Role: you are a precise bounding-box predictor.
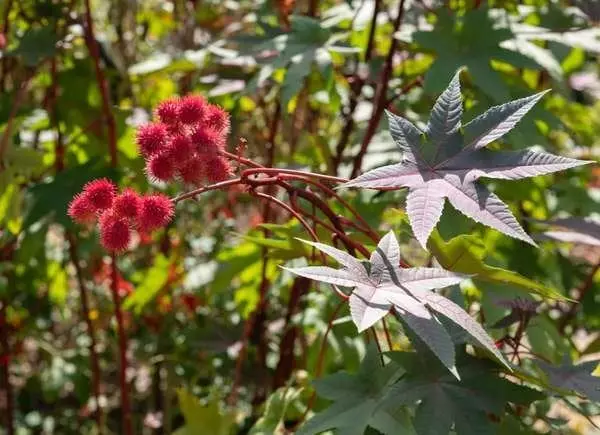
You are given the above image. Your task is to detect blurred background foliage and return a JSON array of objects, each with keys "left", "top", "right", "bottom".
[{"left": 0, "top": 0, "right": 599, "bottom": 434}]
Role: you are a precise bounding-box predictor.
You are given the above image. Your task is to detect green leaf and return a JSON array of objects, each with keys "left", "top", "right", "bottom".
[
  {"left": 298, "top": 344, "right": 406, "bottom": 435},
  {"left": 123, "top": 255, "right": 170, "bottom": 314},
  {"left": 384, "top": 352, "right": 544, "bottom": 435},
  {"left": 249, "top": 385, "right": 303, "bottom": 434},
  {"left": 47, "top": 262, "right": 68, "bottom": 307},
  {"left": 174, "top": 389, "right": 233, "bottom": 435},
  {"left": 427, "top": 231, "right": 566, "bottom": 300},
  {"left": 10, "top": 26, "right": 59, "bottom": 66},
  {"left": 537, "top": 359, "right": 600, "bottom": 401}
]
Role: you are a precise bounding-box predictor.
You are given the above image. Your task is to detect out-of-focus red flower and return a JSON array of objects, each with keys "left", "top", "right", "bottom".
[
  {"left": 99, "top": 212, "right": 131, "bottom": 252},
  {"left": 113, "top": 188, "right": 141, "bottom": 220},
  {"left": 147, "top": 152, "right": 176, "bottom": 182},
  {"left": 137, "top": 194, "right": 174, "bottom": 231},
  {"left": 155, "top": 98, "right": 180, "bottom": 125},
  {"left": 68, "top": 193, "right": 97, "bottom": 223}
]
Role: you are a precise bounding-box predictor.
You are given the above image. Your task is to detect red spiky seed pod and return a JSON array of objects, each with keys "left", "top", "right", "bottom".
[
  {"left": 167, "top": 135, "right": 195, "bottom": 165},
  {"left": 68, "top": 193, "right": 96, "bottom": 224},
  {"left": 147, "top": 152, "right": 176, "bottom": 182},
  {"left": 137, "top": 194, "right": 174, "bottom": 231},
  {"left": 178, "top": 95, "right": 206, "bottom": 125},
  {"left": 99, "top": 212, "right": 131, "bottom": 253},
  {"left": 205, "top": 104, "right": 230, "bottom": 133},
  {"left": 178, "top": 158, "right": 205, "bottom": 185},
  {"left": 136, "top": 123, "right": 168, "bottom": 157},
  {"left": 204, "top": 156, "right": 231, "bottom": 183},
  {"left": 190, "top": 127, "right": 225, "bottom": 154},
  {"left": 82, "top": 178, "right": 116, "bottom": 211},
  {"left": 112, "top": 188, "right": 141, "bottom": 220},
  {"left": 155, "top": 97, "right": 180, "bottom": 125}
]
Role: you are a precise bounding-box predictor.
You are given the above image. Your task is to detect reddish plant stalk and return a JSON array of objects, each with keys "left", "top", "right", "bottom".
[
  {"left": 0, "top": 302, "right": 14, "bottom": 435},
  {"left": 82, "top": 0, "right": 117, "bottom": 167},
  {"left": 559, "top": 260, "right": 600, "bottom": 333},
  {"left": 110, "top": 255, "right": 132, "bottom": 435},
  {"left": 350, "top": 0, "right": 407, "bottom": 178},
  {"left": 68, "top": 236, "right": 103, "bottom": 432},
  {"left": 0, "top": 72, "right": 34, "bottom": 168}
]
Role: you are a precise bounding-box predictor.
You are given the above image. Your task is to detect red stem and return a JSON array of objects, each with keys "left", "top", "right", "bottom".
[
  {"left": 350, "top": 0, "right": 407, "bottom": 178},
  {"left": 68, "top": 236, "right": 103, "bottom": 433},
  {"left": 110, "top": 256, "right": 132, "bottom": 435},
  {"left": 83, "top": 0, "right": 117, "bottom": 167},
  {"left": 559, "top": 260, "right": 600, "bottom": 333},
  {"left": 0, "top": 302, "right": 14, "bottom": 435}
]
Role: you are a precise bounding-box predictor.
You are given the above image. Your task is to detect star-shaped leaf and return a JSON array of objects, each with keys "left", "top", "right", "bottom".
[
  {"left": 297, "top": 344, "right": 410, "bottom": 435},
  {"left": 284, "top": 231, "right": 509, "bottom": 376},
  {"left": 537, "top": 359, "right": 600, "bottom": 402},
  {"left": 383, "top": 352, "right": 545, "bottom": 435},
  {"left": 533, "top": 216, "right": 600, "bottom": 247},
  {"left": 340, "top": 72, "right": 590, "bottom": 248}
]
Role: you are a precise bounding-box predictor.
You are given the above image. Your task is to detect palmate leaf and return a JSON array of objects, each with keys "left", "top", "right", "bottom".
[
  {"left": 537, "top": 359, "right": 600, "bottom": 402},
  {"left": 341, "top": 72, "right": 591, "bottom": 248},
  {"left": 284, "top": 231, "right": 509, "bottom": 376},
  {"left": 533, "top": 216, "right": 600, "bottom": 247},
  {"left": 383, "top": 352, "right": 544, "bottom": 435}
]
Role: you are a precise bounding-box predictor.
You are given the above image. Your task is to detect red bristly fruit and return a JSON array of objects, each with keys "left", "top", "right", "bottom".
[
  {"left": 178, "top": 95, "right": 206, "bottom": 125},
  {"left": 137, "top": 194, "right": 174, "bottom": 231},
  {"left": 167, "top": 135, "right": 195, "bottom": 165},
  {"left": 147, "top": 152, "right": 176, "bottom": 182},
  {"left": 68, "top": 194, "right": 96, "bottom": 224},
  {"left": 112, "top": 189, "right": 142, "bottom": 220},
  {"left": 204, "top": 156, "right": 231, "bottom": 183},
  {"left": 99, "top": 212, "right": 131, "bottom": 252},
  {"left": 205, "top": 104, "right": 230, "bottom": 133},
  {"left": 155, "top": 97, "right": 180, "bottom": 125},
  {"left": 178, "top": 158, "right": 205, "bottom": 185},
  {"left": 136, "top": 123, "right": 168, "bottom": 157},
  {"left": 82, "top": 178, "right": 116, "bottom": 211},
  {"left": 190, "top": 127, "right": 225, "bottom": 154}
]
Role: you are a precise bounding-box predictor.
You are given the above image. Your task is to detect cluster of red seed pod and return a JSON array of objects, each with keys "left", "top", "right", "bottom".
[
  {"left": 68, "top": 178, "right": 174, "bottom": 252},
  {"left": 136, "top": 95, "right": 232, "bottom": 185}
]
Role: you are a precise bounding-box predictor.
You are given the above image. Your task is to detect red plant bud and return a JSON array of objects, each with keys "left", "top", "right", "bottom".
[
  {"left": 167, "top": 135, "right": 195, "bottom": 165},
  {"left": 112, "top": 188, "right": 142, "bottom": 220},
  {"left": 178, "top": 157, "right": 205, "bottom": 185},
  {"left": 190, "top": 127, "right": 225, "bottom": 154},
  {"left": 147, "top": 152, "right": 176, "bottom": 182},
  {"left": 137, "top": 194, "right": 174, "bottom": 231},
  {"left": 178, "top": 95, "right": 207, "bottom": 125},
  {"left": 205, "top": 156, "right": 231, "bottom": 183},
  {"left": 68, "top": 193, "right": 96, "bottom": 224},
  {"left": 155, "top": 97, "right": 180, "bottom": 125},
  {"left": 82, "top": 178, "right": 116, "bottom": 211},
  {"left": 205, "top": 104, "right": 230, "bottom": 133},
  {"left": 99, "top": 212, "right": 131, "bottom": 252},
  {"left": 136, "top": 123, "right": 168, "bottom": 157}
]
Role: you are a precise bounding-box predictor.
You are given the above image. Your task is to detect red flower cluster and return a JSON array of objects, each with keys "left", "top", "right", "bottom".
[
  {"left": 136, "top": 95, "right": 232, "bottom": 186},
  {"left": 68, "top": 179, "right": 174, "bottom": 252}
]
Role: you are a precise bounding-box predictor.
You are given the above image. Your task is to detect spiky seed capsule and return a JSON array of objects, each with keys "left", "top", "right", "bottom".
[
  {"left": 178, "top": 158, "right": 204, "bottom": 185},
  {"left": 190, "top": 127, "right": 225, "bottom": 154},
  {"left": 99, "top": 212, "right": 131, "bottom": 252},
  {"left": 136, "top": 123, "right": 168, "bottom": 157},
  {"left": 155, "top": 98, "right": 180, "bottom": 125},
  {"left": 112, "top": 189, "right": 141, "bottom": 220},
  {"left": 147, "top": 152, "right": 176, "bottom": 182},
  {"left": 167, "top": 135, "right": 195, "bottom": 165},
  {"left": 137, "top": 194, "right": 174, "bottom": 231},
  {"left": 68, "top": 194, "right": 96, "bottom": 223},
  {"left": 178, "top": 95, "right": 206, "bottom": 125},
  {"left": 205, "top": 104, "right": 230, "bottom": 133},
  {"left": 82, "top": 178, "right": 116, "bottom": 211},
  {"left": 204, "top": 156, "right": 231, "bottom": 183}
]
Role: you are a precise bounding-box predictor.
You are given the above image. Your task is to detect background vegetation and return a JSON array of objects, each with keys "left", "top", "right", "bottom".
[{"left": 0, "top": 0, "right": 599, "bottom": 434}]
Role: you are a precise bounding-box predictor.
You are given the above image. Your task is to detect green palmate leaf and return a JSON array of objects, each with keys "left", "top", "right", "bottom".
[
  {"left": 384, "top": 352, "right": 545, "bottom": 435},
  {"left": 340, "top": 72, "right": 590, "bottom": 248},
  {"left": 174, "top": 389, "right": 233, "bottom": 435},
  {"left": 427, "top": 231, "right": 566, "bottom": 300},
  {"left": 298, "top": 345, "right": 408, "bottom": 435},
  {"left": 9, "top": 26, "right": 59, "bottom": 66},
  {"left": 413, "top": 8, "right": 539, "bottom": 101}
]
